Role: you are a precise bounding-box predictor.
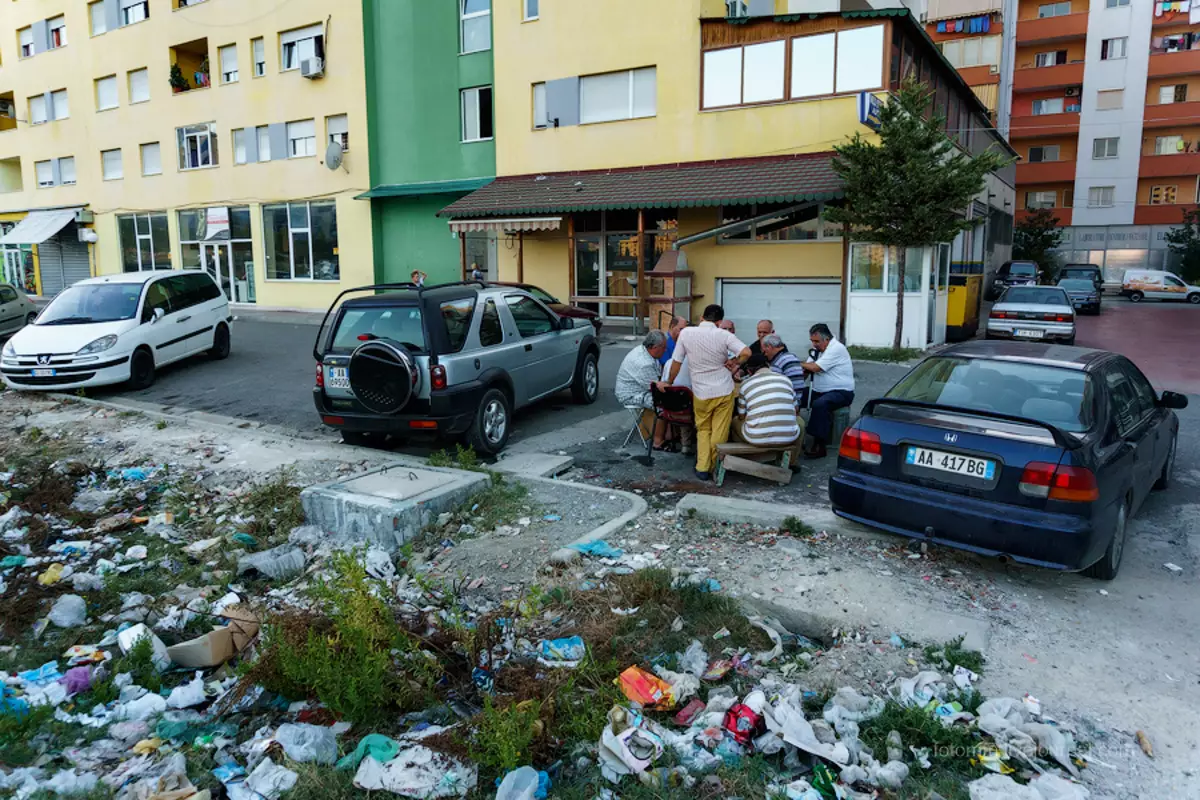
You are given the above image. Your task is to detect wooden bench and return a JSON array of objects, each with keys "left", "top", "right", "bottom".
[{"left": 714, "top": 442, "right": 797, "bottom": 487}]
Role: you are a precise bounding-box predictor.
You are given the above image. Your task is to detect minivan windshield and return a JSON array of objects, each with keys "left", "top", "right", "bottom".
[
  {"left": 330, "top": 306, "right": 426, "bottom": 353},
  {"left": 1008, "top": 262, "right": 1037, "bottom": 276},
  {"left": 887, "top": 356, "right": 1094, "bottom": 432},
  {"left": 1002, "top": 287, "right": 1068, "bottom": 305},
  {"left": 37, "top": 283, "right": 143, "bottom": 325}
]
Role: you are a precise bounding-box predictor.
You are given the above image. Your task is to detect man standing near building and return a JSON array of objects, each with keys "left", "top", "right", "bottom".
[
  {"left": 749, "top": 319, "right": 774, "bottom": 356},
  {"left": 665, "top": 304, "right": 750, "bottom": 480},
  {"left": 798, "top": 323, "right": 855, "bottom": 459}
]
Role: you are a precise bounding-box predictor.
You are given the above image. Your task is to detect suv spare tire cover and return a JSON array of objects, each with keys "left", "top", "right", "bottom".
[{"left": 349, "top": 340, "right": 416, "bottom": 415}]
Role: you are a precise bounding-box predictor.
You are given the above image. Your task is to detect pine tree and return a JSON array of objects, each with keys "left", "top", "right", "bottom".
[{"left": 1013, "top": 208, "right": 1065, "bottom": 281}]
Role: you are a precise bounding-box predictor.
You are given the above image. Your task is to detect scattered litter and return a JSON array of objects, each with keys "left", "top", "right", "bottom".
[
  {"left": 712, "top": 627, "right": 731, "bottom": 640},
  {"left": 117, "top": 624, "right": 170, "bottom": 671},
  {"left": 617, "top": 666, "right": 675, "bottom": 709},
  {"left": 245, "top": 757, "right": 300, "bottom": 800},
  {"left": 352, "top": 745, "right": 477, "bottom": 798},
  {"left": 537, "top": 635, "right": 586, "bottom": 668},
  {"left": 337, "top": 734, "right": 401, "bottom": 771},
  {"left": 1163, "top": 562, "right": 1183, "bottom": 573},
  {"left": 495, "top": 766, "right": 549, "bottom": 800},
  {"left": 543, "top": 514, "right": 562, "bottom": 522},
  {"left": 568, "top": 539, "right": 624, "bottom": 559},
  {"left": 237, "top": 544, "right": 306, "bottom": 580},
  {"left": 1135, "top": 729, "right": 1154, "bottom": 758},
  {"left": 275, "top": 722, "right": 338, "bottom": 764},
  {"left": 48, "top": 594, "right": 87, "bottom": 628}
]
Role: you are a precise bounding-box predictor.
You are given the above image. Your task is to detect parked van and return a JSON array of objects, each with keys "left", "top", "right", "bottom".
[{"left": 1120, "top": 270, "right": 1200, "bottom": 304}]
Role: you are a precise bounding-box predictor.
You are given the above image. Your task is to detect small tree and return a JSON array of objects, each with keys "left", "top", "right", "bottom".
[
  {"left": 1013, "top": 207, "right": 1065, "bottom": 281},
  {"left": 1164, "top": 207, "right": 1200, "bottom": 284},
  {"left": 825, "top": 79, "right": 1010, "bottom": 352}
]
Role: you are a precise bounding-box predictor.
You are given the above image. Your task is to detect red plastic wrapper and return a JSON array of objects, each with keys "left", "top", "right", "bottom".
[
  {"left": 673, "top": 698, "right": 706, "bottom": 726},
  {"left": 617, "top": 665, "right": 675, "bottom": 709},
  {"left": 701, "top": 660, "right": 732, "bottom": 681},
  {"left": 722, "top": 703, "right": 763, "bottom": 745}
]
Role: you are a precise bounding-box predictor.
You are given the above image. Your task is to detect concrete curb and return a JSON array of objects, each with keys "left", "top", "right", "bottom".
[
  {"left": 540, "top": 476, "right": 649, "bottom": 565},
  {"left": 675, "top": 493, "right": 893, "bottom": 544}
]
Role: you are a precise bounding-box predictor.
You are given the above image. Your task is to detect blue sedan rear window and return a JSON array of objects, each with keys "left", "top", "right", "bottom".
[{"left": 887, "top": 357, "right": 1094, "bottom": 432}]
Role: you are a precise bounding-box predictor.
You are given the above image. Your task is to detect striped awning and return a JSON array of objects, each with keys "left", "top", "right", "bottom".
[{"left": 448, "top": 216, "right": 563, "bottom": 233}]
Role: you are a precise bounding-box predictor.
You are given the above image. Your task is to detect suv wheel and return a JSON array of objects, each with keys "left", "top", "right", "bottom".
[
  {"left": 572, "top": 351, "right": 599, "bottom": 405},
  {"left": 467, "top": 388, "right": 511, "bottom": 456}
]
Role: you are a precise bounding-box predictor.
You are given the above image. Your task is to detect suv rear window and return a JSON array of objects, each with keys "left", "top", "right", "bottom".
[
  {"left": 1008, "top": 262, "right": 1037, "bottom": 276},
  {"left": 330, "top": 306, "right": 425, "bottom": 354},
  {"left": 440, "top": 298, "right": 476, "bottom": 353}
]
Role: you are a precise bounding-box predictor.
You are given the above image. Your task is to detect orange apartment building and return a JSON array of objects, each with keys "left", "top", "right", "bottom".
[{"left": 931, "top": 0, "right": 1200, "bottom": 283}]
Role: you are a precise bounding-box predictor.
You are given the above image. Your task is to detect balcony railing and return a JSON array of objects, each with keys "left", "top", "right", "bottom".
[
  {"left": 1148, "top": 48, "right": 1200, "bottom": 78},
  {"left": 1013, "top": 61, "right": 1085, "bottom": 91},
  {"left": 1143, "top": 100, "right": 1200, "bottom": 128},
  {"left": 1134, "top": 203, "right": 1199, "bottom": 225},
  {"left": 1014, "top": 13, "right": 1088, "bottom": 44},
  {"left": 1139, "top": 152, "right": 1200, "bottom": 178},
  {"left": 1009, "top": 110, "right": 1081, "bottom": 138},
  {"left": 1016, "top": 159, "right": 1076, "bottom": 183}
]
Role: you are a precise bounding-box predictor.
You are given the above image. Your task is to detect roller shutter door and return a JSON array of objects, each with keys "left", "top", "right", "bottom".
[{"left": 719, "top": 280, "right": 842, "bottom": 351}]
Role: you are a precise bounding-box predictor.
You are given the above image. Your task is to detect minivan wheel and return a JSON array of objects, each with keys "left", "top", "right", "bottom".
[
  {"left": 467, "top": 388, "right": 511, "bottom": 456},
  {"left": 572, "top": 351, "right": 599, "bottom": 405},
  {"left": 209, "top": 324, "right": 231, "bottom": 359},
  {"left": 1153, "top": 435, "right": 1176, "bottom": 491},
  {"left": 128, "top": 349, "right": 156, "bottom": 391},
  {"left": 1129, "top": 291, "right": 1144, "bottom": 303},
  {"left": 1083, "top": 500, "right": 1128, "bottom": 580}
]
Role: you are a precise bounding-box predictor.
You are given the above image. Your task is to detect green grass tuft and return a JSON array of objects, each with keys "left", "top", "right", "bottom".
[
  {"left": 923, "top": 635, "right": 985, "bottom": 675},
  {"left": 847, "top": 345, "right": 925, "bottom": 363}
]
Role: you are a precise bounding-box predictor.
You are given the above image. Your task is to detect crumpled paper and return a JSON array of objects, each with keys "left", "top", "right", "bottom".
[{"left": 352, "top": 745, "right": 477, "bottom": 798}]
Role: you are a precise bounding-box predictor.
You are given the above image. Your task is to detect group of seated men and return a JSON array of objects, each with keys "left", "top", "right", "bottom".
[{"left": 615, "top": 303, "right": 856, "bottom": 481}]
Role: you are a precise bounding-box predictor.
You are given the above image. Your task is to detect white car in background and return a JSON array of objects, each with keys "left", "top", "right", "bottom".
[
  {"left": 0, "top": 282, "right": 39, "bottom": 336},
  {"left": 1, "top": 271, "right": 231, "bottom": 391}
]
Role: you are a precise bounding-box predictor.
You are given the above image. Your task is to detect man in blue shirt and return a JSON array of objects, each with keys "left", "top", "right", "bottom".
[{"left": 658, "top": 315, "right": 687, "bottom": 366}]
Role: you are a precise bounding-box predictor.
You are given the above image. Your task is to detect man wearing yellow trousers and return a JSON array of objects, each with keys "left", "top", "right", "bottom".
[{"left": 664, "top": 304, "right": 750, "bottom": 480}]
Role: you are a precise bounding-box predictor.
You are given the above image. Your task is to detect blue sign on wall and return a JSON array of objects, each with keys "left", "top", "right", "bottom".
[{"left": 858, "top": 92, "right": 883, "bottom": 131}]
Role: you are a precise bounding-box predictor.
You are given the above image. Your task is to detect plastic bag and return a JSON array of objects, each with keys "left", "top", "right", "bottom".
[
  {"left": 537, "top": 636, "right": 585, "bottom": 667},
  {"left": 245, "top": 757, "right": 299, "bottom": 800},
  {"left": 275, "top": 723, "right": 338, "bottom": 765},
  {"left": 166, "top": 673, "right": 207, "bottom": 709},
  {"left": 617, "top": 666, "right": 675, "bottom": 709},
  {"left": 677, "top": 640, "right": 708, "bottom": 677},
  {"left": 968, "top": 773, "right": 1041, "bottom": 800},
  {"left": 336, "top": 733, "right": 400, "bottom": 771},
  {"left": 48, "top": 594, "right": 87, "bottom": 628},
  {"left": 495, "top": 766, "right": 550, "bottom": 800}
]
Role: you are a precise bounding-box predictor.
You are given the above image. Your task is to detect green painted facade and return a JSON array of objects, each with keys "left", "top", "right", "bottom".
[{"left": 362, "top": 0, "right": 495, "bottom": 284}]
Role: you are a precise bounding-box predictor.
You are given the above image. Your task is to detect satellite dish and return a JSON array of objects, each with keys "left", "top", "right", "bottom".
[{"left": 325, "top": 141, "right": 344, "bottom": 171}]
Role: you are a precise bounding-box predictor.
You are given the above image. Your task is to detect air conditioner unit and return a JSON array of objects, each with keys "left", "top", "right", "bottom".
[
  {"left": 74, "top": 208, "right": 94, "bottom": 224},
  {"left": 300, "top": 57, "right": 325, "bottom": 79},
  {"left": 1065, "top": 86, "right": 1080, "bottom": 97},
  {"left": 726, "top": 0, "right": 748, "bottom": 18}
]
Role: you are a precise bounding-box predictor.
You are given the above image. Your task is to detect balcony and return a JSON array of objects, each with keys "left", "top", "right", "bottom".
[
  {"left": 1148, "top": 49, "right": 1200, "bottom": 79},
  {"left": 1013, "top": 62, "right": 1085, "bottom": 91},
  {"left": 0, "top": 157, "right": 22, "bottom": 193},
  {"left": 1009, "top": 111, "right": 1080, "bottom": 138},
  {"left": 0, "top": 92, "right": 14, "bottom": 133},
  {"left": 1016, "top": 159, "right": 1075, "bottom": 183},
  {"left": 957, "top": 65, "right": 1002, "bottom": 86},
  {"left": 1015, "top": 13, "right": 1088, "bottom": 45},
  {"left": 1144, "top": 100, "right": 1200, "bottom": 129},
  {"left": 169, "top": 38, "right": 210, "bottom": 94},
  {"left": 1139, "top": 152, "right": 1200, "bottom": 178},
  {"left": 1153, "top": 7, "right": 1193, "bottom": 27},
  {"left": 1135, "top": 203, "right": 1199, "bottom": 225}
]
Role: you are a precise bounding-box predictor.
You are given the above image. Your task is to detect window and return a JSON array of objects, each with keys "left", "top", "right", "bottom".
[
  {"left": 287, "top": 119, "right": 316, "bottom": 158},
  {"left": 90, "top": 2, "right": 107, "bottom": 35},
  {"left": 48, "top": 16, "right": 66, "bottom": 49},
  {"left": 19, "top": 28, "right": 32, "bottom": 58},
  {"left": 128, "top": 69, "right": 149, "bottom": 103},
  {"left": 1096, "top": 89, "right": 1123, "bottom": 110},
  {"left": 1106, "top": 0, "right": 1129, "bottom": 6},
  {"left": 1159, "top": 84, "right": 1187, "bottom": 104},
  {"left": 29, "top": 95, "right": 47, "bottom": 125},
  {"left": 96, "top": 76, "right": 118, "bottom": 111},
  {"left": 177, "top": 122, "right": 218, "bottom": 169},
  {"left": 524, "top": 0, "right": 539, "bottom": 20},
  {"left": 461, "top": 86, "right": 494, "bottom": 141},
  {"left": 479, "top": 300, "right": 502, "bottom": 347},
  {"left": 579, "top": 68, "right": 656, "bottom": 124},
  {"left": 101, "top": 149, "right": 123, "bottom": 180},
  {"left": 835, "top": 25, "right": 885, "bottom": 93},
  {"left": 1150, "top": 185, "right": 1178, "bottom": 204},
  {"left": 1025, "top": 191, "right": 1057, "bottom": 209},
  {"left": 141, "top": 142, "right": 161, "bottom": 176},
  {"left": 1101, "top": 37, "right": 1127, "bottom": 60},
  {"left": 35, "top": 160, "right": 53, "bottom": 188},
  {"left": 233, "top": 129, "right": 248, "bottom": 164},
  {"left": 532, "top": 82, "right": 548, "bottom": 129},
  {"left": 505, "top": 295, "right": 556, "bottom": 337},
  {"left": 326, "top": 114, "right": 348, "bottom": 151},
  {"left": 59, "top": 157, "right": 76, "bottom": 186},
  {"left": 117, "top": 212, "right": 170, "bottom": 272},
  {"left": 848, "top": 244, "right": 921, "bottom": 291},
  {"left": 1031, "top": 97, "right": 1064, "bottom": 115},
  {"left": 440, "top": 299, "right": 476, "bottom": 353},
  {"left": 1156, "top": 135, "right": 1184, "bottom": 154},
  {"left": 1038, "top": 2, "right": 1071, "bottom": 16},
  {"left": 460, "top": 0, "right": 491, "bottom": 54},
  {"left": 262, "top": 200, "right": 339, "bottom": 281},
  {"left": 252, "top": 37, "right": 265, "bottom": 76},
  {"left": 47, "top": 90, "right": 69, "bottom": 120},
  {"left": 719, "top": 201, "right": 842, "bottom": 241},
  {"left": 1092, "top": 137, "right": 1119, "bottom": 159},
  {"left": 123, "top": 0, "right": 149, "bottom": 26},
  {"left": 1035, "top": 50, "right": 1067, "bottom": 67},
  {"left": 1028, "top": 145, "right": 1059, "bottom": 162},
  {"left": 280, "top": 24, "right": 324, "bottom": 72},
  {"left": 219, "top": 44, "right": 238, "bottom": 83},
  {"left": 256, "top": 126, "right": 271, "bottom": 161},
  {"left": 1088, "top": 186, "right": 1115, "bottom": 207},
  {"left": 940, "top": 36, "right": 1001, "bottom": 69}
]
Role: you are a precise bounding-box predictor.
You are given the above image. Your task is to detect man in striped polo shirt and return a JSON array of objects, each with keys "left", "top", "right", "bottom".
[{"left": 733, "top": 354, "right": 804, "bottom": 460}]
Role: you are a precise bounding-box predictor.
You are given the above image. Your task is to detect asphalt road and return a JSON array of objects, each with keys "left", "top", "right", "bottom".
[{"left": 92, "top": 318, "right": 628, "bottom": 446}]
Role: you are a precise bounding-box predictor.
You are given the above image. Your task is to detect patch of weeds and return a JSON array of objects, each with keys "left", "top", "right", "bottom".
[
  {"left": 858, "top": 700, "right": 986, "bottom": 784},
  {"left": 922, "top": 635, "right": 985, "bottom": 675},
  {"left": 550, "top": 650, "right": 624, "bottom": 746},
  {"left": 27, "top": 426, "right": 43, "bottom": 442},
  {"left": 27, "top": 787, "right": 113, "bottom": 800},
  {"left": 85, "top": 635, "right": 163, "bottom": 700},
  {"left": 427, "top": 444, "right": 484, "bottom": 472},
  {"left": 240, "top": 470, "right": 305, "bottom": 537},
  {"left": 802, "top": 686, "right": 834, "bottom": 714},
  {"left": 245, "top": 549, "right": 441, "bottom": 723},
  {"left": 846, "top": 345, "right": 925, "bottom": 363},
  {"left": 286, "top": 763, "right": 360, "bottom": 800},
  {"left": 466, "top": 697, "right": 543, "bottom": 782},
  {"left": 155, "top": 419, "right": 168, "bottom": 431},
  {"left": 0, "top": 704, "right": 54, "bottom": 766},
  {"left": 468, "top": 473, "right": 530, "bottom": 532},
  {"left": 98, "top": 568, "right": 175, "bottom": 612},
  {"left": 780, "top": 515, "right": 815, "bottom": 537}
]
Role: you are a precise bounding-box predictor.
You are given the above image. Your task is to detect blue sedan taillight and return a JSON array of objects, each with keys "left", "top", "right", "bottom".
[{"left": 839, "top": 426, "right": 882, "bottom": 465}]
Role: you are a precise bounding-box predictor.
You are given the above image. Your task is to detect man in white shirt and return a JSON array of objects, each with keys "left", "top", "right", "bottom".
[{"left": 798, "top": 323, "right": 855, "bottom": 459}]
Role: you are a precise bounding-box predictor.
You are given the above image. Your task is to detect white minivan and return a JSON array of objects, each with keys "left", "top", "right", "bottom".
[
  {"left": 1, "top": 271, "right": 231, "bottom": 391},
  {"left": 1121, "top": 269, "right": 1200, "bottom": 304}
]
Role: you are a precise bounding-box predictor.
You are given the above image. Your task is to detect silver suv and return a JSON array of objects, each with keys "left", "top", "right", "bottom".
[{"left": 312, "top": 281, "right": 600, "bottom": 454}]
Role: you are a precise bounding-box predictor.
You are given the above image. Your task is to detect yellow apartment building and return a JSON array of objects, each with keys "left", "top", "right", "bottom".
[
  {"left": 440, "top": 0, "right": 1015, "bottom": 349},
  {"left": 0, "top": 0, "right": 371, "bottom": 309}
]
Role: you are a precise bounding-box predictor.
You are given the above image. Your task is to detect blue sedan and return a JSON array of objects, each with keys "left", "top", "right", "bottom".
[{"left": 828, "top": 341, "right": 1187, "bottom": 580}]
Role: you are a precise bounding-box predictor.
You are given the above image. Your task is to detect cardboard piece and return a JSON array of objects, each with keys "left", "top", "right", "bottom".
[{"left": 166, "top": 605, "right": 260, "bottom": 669}]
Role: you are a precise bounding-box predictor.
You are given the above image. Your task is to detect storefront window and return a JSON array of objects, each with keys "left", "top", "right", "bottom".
[
  {"left": 719, "top": 202, "right": 843, "bottom": 242},
  {"left": 0, "top": 223, "right": 36, "bottom": 294},
  {"left": 886, "top": 247, "right": 924, "bottom": 292},
  {"left": 464, "top": 231, "right": 495, "bottom": 280},
  {"left": 117, "top": 212, "right": 170, "bottom": 272},
  {"left": 850, "top": 244, "right": 923, "bottom": 292},
  {"left": 178, "top": 206, "right": 256, "bottom": 303},
  {"left": 263, "top": 200, "right": 339, "bottom": 281}
]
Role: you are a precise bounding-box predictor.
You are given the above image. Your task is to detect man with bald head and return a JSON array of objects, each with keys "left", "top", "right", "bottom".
[{"left": 749, "top": 319, "right": 774, "bottom": 357}]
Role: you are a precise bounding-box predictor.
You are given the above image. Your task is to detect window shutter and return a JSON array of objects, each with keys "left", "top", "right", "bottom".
[
  {"left": 50, "top": 158, "right": 62, "bottom": 186},
  {"left": 545, "top": 77, "right": 580, "bottom": 127},
  {"left": 268, "top": 123, "right": 288, "bottom": 161},
  {"left": 244, "top": 128, "right": 259, "bottom": 163},
  {"left": 31, "top": 20, "right": 49, "bottom": 54},
  {"left": 105, "top": 0, "right": 121, "bottom": 31}
]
